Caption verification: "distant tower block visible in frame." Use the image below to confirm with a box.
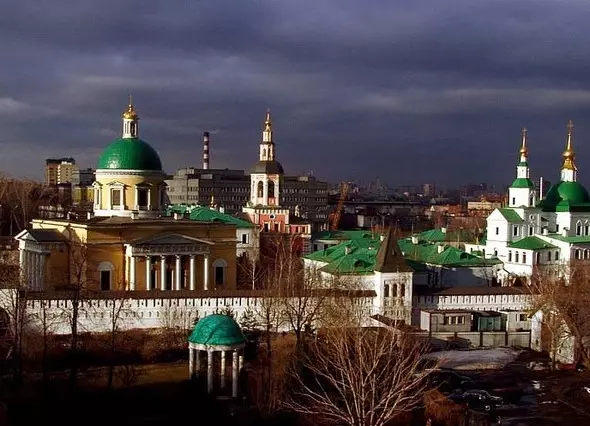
[203,131,210,170]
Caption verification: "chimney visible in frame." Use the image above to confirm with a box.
[173,212,182,220]
[219,206,225,214]
[203,131,210,170]
[437,244,445,254]
[380,234,385,242]
[561,227,568,237]
[345,246,352,255]
[411,236,419,244]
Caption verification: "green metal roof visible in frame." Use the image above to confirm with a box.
[498,208,524,223]
[312,230,377,242]
[544,234,590,244]
[97,138,162,170]
[538,181,590,212]
[398,239,501,267]
[166,205,254,228]
[510,177,534,189]
[188,314,245,346]
[507,236,557,250]
[413,228,478,244]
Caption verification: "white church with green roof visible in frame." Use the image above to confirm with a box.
[466,121,590,283]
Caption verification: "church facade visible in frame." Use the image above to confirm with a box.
[465,122,590,282]
[16,101,238,292]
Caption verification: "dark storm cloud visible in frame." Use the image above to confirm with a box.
[1,0,590,186]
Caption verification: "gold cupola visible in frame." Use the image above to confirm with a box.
[264,109,272,132]
[122,95,138,120]
[562,120,577,171]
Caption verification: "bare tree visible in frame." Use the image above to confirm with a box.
[0,259,34,387]
[530,261,590,367]
[105,294,137,390]
[287,303,432,426]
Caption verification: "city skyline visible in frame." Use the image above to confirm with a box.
[1,1,590,186]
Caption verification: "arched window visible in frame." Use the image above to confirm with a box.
[257,181,264,198]
[262,148,266,159]
[577,222,582,236]
[98,262,115,291]
[213,258,227,286]
[268,181,275,198]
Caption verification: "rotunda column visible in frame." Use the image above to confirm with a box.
[203,254,210,290]
[189,347,194,379]
[220,351,226,389]
[189,255,196,290]
[145,256,152,291]
[207,350,214,394]
[232,349,239,398]
[175,255,182,291]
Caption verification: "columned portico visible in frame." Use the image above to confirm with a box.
[124,234,214,291]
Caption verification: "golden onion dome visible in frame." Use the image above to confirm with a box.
[562,120,576,171]
[122,95,139,120]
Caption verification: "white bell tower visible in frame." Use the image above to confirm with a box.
[508,128,536,208]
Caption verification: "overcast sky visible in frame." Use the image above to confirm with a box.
[1,0,590,187]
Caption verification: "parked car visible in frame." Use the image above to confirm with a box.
[447,389,503,412]
[429,370,474,393]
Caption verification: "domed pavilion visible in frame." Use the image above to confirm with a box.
[188,314,246,397]
[93,97,168,218]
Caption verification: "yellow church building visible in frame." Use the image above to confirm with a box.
[16,100,237,292]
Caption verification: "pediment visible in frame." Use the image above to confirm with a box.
[106,181,127,187]
[132,233,214,246]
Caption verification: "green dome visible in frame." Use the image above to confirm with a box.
[540,181,590,210]
[188,314,245,347]
[97,138,162,170]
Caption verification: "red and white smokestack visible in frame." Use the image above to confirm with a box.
[203,131,210,170]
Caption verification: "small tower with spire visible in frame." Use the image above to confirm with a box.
[508,127,536,207]
[259,109,275,161]
[122,95,139,139]
[561,120,577,183]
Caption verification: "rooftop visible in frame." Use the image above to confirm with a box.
[508,236,557,250]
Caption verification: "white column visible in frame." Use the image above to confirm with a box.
[232,350,239,398]
[220,351,226,389]
[160,255,167,291]
[204,254,210,290]
[31,253,38,290]
[120,188,125,211]
[239,354,244,373]
[145,256,152,291]
[129,256,136,291]
[134,186,139,210]
[207,350,214,394]
[175,255,182,291]
[38,254,46,291]
[24,251,31,287]
[189,348,194,379]
[147,188,152,211]
[189,255,196,291]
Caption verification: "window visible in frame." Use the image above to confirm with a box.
[508,251,512,262]
[515,252,519,263]
[555,251,559,260]
[257,181,264,198]
[577,224,582,236]
[536,252,541,264]
[575,249,581,260]
[458,316,465,325]
[213,258,227,286]
[513,226,518,237]
[522,252,527,264]
[241,233,249,244]
[384,284,390,298]
[518,313,527,322]
[100,271,111,291]
[137,188,148,208]
[98,261,114,291]
[263,223,269,232]
[547,251,552,261]
[494,249,498,257]
[495,227,499,235]
[268,181,275,198]
[111,188,122,207]
[586,225,589,236]
[529,226,533,236]
[512,197,516,205]
[556,224,560,232]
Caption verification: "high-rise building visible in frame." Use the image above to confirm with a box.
[45,157,77,186]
